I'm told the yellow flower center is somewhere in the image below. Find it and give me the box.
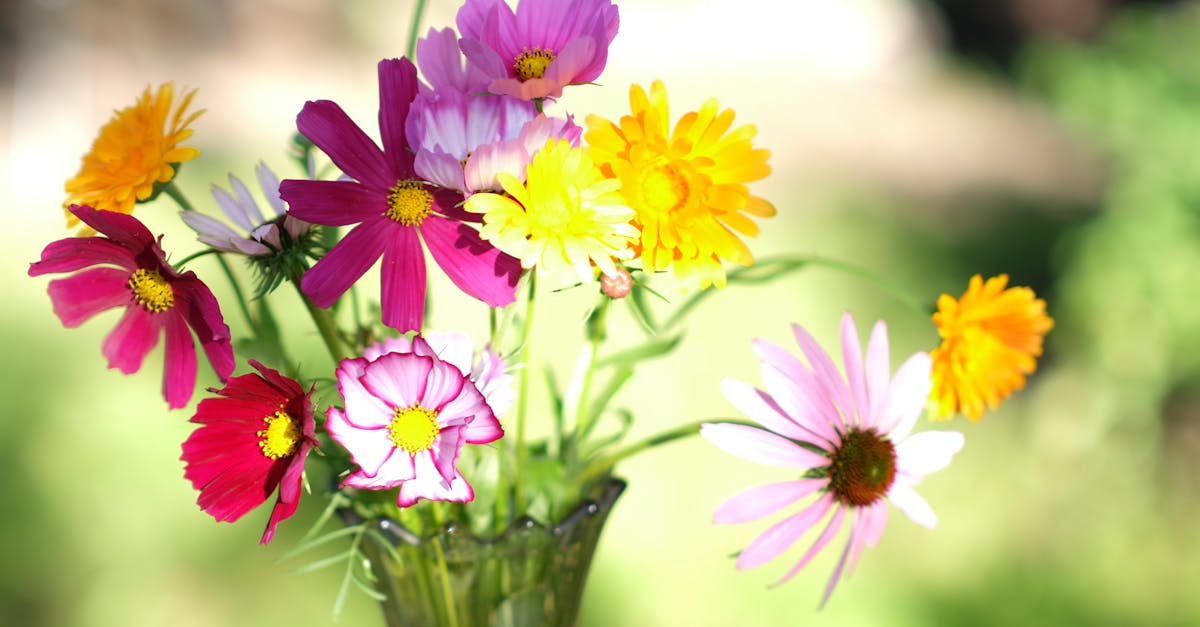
[828,428,897,507]
[386,181,433,226]
[257,409,301,459]
[127,268,174,312]
[389,405,440,454]
[513,47,556,81]
[638,162,690,214]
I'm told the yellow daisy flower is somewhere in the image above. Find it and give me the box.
[464,139,637,284]
[63,83,203,231]
[929,274,1054,421]
[585,81,775,289]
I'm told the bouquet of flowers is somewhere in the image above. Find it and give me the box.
[27,0,1053,625]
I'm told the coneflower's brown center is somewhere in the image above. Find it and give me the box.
[514,47,556,81]
[386,181,433,226]
[828,428,897,506]
[389,405,440,454]
[127,268,174,312]
[257,409,301,459]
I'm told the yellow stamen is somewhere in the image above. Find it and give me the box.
[638,162,690,214]
[386,181,433,226]
[257,409,301,459]
[514,47,556,81]
[389,405,440,454]
[127,268,174,313]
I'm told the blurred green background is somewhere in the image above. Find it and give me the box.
[3,0,1199,625]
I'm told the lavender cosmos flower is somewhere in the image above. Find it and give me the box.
[29,205,235,408]
[181,161,311,257]
[279,58,522,332]
[702,314,964,606]
[328,335,505,507]
[181,360,317,544]
[456,0,620,100]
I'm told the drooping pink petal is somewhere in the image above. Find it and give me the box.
[377,57,420,177]
[713,479,828,525]
[772,504,848,586]
[380,223,427,332]
[162,312,198,409]
[301,217,392,309]
[28,236,136,276]
[720,378,812,443]
[102,306,163,374]
[888,483,938,529]
[420,214,521,308]
[815,510,855,607]
[700,423,828,469]
[735,493,835,571]
[45,267,131,327]
[174,278,235,382]
[895,430,965,477]
[877,352,934,442]
[296,100,393,191]
[279,179,388,226]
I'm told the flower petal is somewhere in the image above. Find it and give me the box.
[326,407,396,478]
[840,314,867,428]
[162,312,198,409]
[301,218,391,309]
[174,277,235,382]
[720,378,811,443]
[895,430,964,478]
[772,504,847,587]
[397,451,474,507]
[864,320,891,427]
[700,423,828,469]
[735,493,835,571]
[713,479,827,525]
[102,306,162,375]
[279,179,387,226]
[380,224,426,333]
[29,237,136,276]
[377,57,419,176]
[888,483,938,529]
[878,351,933,442]
[420,214,521,308]
[45,267,131,327]
[296,100,393,190]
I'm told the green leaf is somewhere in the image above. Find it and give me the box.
[596,332,683,369]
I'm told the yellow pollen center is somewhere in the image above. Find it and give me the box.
[513,47,556,81]
[828,428,897,507]
[257,409,301,459]
[638,163,690,214]
[386,181,433,226]
[127,268,174,312]
[389,405,440,454]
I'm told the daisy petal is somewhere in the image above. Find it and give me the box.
[714,479,827,524]
[700,423,828,469]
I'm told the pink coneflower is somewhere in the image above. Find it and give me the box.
[29,204,235,409]
[456,0,620,100]
[327,336,504,507]
[701,314,964,606]
[279,57,522,333]
[181,360,317,544]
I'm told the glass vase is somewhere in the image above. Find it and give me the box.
[346,478,626,627]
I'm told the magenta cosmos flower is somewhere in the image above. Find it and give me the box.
[181,360,317,544]
[29,204,235,409]
[279,57,521,332]
[456,0,620,100]
[328,335,504,507]
[701,314,965,606]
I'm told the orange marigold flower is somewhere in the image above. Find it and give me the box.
[929,274,1054,421]
[585,81,775,289]
[63,83,203,231]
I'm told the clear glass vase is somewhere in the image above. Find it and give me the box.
[346,478,626,627]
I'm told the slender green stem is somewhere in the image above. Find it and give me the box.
[171,248,219,270]
[513,269,538,512]
[431,538,462,627]
[405,0,429,59]
[215,254,256,332]
[163,181,195,211]
[291,278,348,363]
[578,418,749,485]
[570,300,609,461]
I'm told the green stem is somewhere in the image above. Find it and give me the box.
[405,0,429,59]
[163,181,195,211]
[172,248,219,270]
[512,269,538,512]
[570,300,609,461]
[215,254,256,333]
[660,255,930,333]
[578,418,749,485]
[291,277,348,363]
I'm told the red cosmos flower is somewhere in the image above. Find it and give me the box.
[181,360,317,544]
[28,204,235,409]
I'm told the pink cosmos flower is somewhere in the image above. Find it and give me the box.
[456,0,620,100]
[279,57,522,332]
[415,26,491,97]
[701,314,965,606]
[181,360,317,544]
[29,204,235,409]
[327,335,504,507]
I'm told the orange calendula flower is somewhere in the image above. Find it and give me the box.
[929,274,1054,421]
[63,83,203,231]
[585,81,775,289]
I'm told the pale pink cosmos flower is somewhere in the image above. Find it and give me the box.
[456,0,620,100]
[701,314,964,606]
[29,205,235,409]
[328,335,505,507]
[181,162,311,256]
